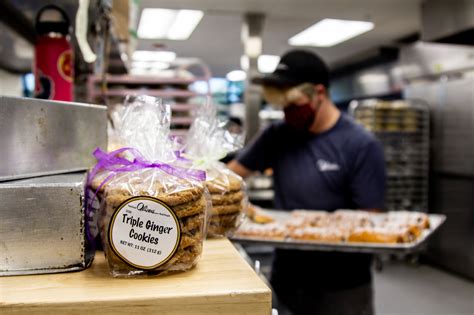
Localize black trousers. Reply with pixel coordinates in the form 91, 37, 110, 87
270, 249, 374, 315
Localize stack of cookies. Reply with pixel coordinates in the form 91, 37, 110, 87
205, 170, 246, 237
89, 169, 207, 277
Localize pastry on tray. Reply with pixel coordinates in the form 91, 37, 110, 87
386, 211, 430, 228
234, 222, 287, 239
290, 210, 329, 227
289, 227, 346, 242
382, 211, 430, 238
246, 203, 275, 224
348, 226, 413, 244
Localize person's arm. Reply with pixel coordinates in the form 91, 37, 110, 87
349, 139, 387, 211
227, 124, 276, 178
227, 159, 254, 178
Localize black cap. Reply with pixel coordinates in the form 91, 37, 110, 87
252, 50, 329, 88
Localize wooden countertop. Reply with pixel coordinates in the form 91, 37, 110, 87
0, 239, 271, 314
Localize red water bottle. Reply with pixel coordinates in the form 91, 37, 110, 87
34, 5, 73, 101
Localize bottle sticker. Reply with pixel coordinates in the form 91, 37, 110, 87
57, 50, 73, 82
108, 196, 181, 269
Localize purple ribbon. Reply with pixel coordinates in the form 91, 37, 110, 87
84, 147, 206, 245
174, 149, 191, 162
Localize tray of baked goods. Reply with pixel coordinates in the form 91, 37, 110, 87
230, 208, 446, 254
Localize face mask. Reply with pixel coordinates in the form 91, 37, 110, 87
283, 102, 316, 131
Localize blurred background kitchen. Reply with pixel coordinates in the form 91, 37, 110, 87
0, 0, 473, 314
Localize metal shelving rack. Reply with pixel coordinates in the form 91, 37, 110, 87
87, 59, 212, 136
349, 99, 430, 212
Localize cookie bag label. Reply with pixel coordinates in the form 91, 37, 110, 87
109, 197, 181, 269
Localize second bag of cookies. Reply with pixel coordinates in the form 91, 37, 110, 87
183, 101, 247, 237
87, 95, 209, 277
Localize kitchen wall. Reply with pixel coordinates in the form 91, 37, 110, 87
0, 69, 22, 97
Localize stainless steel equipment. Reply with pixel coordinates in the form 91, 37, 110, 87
405, 74, 474, 280
0, 173, 93, 276
231, 210, 446, 254
0, 96, 107, 181
349, 99, 430, 212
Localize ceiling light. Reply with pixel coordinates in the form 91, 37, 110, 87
245, 37, 262, 58
240, 55, 280, 73
226, 70, 247, 82
138, 8, 203, 40
168, 10, 204, 40
289, 18, 374, 47
132, 51, 176, 62
258, 55, 280, 73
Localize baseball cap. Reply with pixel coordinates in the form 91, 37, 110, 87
252, 50, 330, 88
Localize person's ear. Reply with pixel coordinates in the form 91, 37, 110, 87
314, 84, 326, 97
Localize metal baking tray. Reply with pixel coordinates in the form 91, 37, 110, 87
231, 210, 446, 254
0, 96, 107, 181
0, 173, 94, 276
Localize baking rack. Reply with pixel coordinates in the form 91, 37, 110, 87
87, 59, 212, 136
349, 99, 430, 212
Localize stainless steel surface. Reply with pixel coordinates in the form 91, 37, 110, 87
405, 77, 474, 176
421, 0, 474, 42
403, 62, 474, 280
0, 96, 107, 181
331, 62, 400, 103
399, 42, 474, 79
0, 173, 91, 276
427, 176, 474, 280
231, 210, 446, 254
331, 42, 474, 104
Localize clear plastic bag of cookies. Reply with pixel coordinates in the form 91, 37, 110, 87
204, 162, 247, 237
182, 101, 247, 237
86, 95, 210, 277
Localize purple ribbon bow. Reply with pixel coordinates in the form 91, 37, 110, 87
84, 147, 206, 244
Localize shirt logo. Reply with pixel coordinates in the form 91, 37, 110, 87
317, 159, 340, 172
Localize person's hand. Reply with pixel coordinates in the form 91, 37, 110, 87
227, 159, 253, 178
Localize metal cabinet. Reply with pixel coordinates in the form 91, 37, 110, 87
404, 76, 474, 280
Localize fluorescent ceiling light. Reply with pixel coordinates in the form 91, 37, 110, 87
245, 37, 262, 58
132, 51, 176, 62
258, 55, 280, 73
226, 70, 247, 82
240, 55, 280, 73
138, 8, 203, 40
168, 10, 204, 40
289, 18, 374, 47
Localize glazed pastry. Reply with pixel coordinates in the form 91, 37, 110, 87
348, 226, 412, 243
290, 227, 346, 242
